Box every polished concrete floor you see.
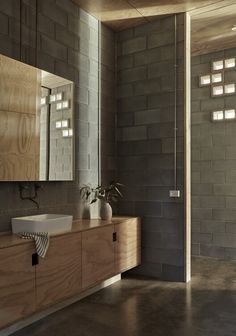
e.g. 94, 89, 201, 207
13, 257, 236, 336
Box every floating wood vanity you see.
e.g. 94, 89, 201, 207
0, 216, 141, 331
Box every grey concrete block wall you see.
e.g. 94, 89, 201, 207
117, 14, 186, 281
192, 47, 236, 260
0, 0, 116, 231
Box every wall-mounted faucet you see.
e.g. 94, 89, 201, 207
19, 183, 41, 208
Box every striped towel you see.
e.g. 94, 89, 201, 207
18, 232, 50, 258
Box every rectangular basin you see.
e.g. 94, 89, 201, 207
11, 214, 73, 235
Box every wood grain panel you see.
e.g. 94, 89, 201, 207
191, 3, 236, 55
0, 110, 39, 181
129, 0, 223, 17
36, 233, 82, 310
0, 243, 36, 330
0, 54, 40, 115
115, 218, 141, 273
82, 225, 115, 289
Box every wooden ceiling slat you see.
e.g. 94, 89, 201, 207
72, 0, 236, 55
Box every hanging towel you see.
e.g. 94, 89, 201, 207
18, 232, 50, 258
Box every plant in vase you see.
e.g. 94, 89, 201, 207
80, 181, 123, 220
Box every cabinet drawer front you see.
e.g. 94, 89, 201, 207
82, 226, 115, 289
115, 218, 141, 273
36, 233, 82, 309
0, 243, 35, 330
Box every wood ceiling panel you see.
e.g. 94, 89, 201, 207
73, 0, 144, 23
191, 3, 236, 55
73, 0, 236, 55
128, 0, 224, 17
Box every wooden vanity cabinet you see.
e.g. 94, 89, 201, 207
0, 243, 36, 330
115, 218, 141, 273
36, 233, 82, 309
82, 225, 115, 289
0, 217, 141, 331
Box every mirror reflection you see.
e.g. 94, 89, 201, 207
0, 54, 74, 181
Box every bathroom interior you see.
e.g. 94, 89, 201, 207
0, 0, 236, 335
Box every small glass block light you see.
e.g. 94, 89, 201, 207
56, 92, 63, 101
212, 85, 224, 96
200, 75, 211, 86
61, 119, 69, 128
41, 97, 47, 106
50, 94, 56, 103
225, 84, 236, 94
62, 129, 69, 137
56, 121, 62, 129
225, 109, 236, 120
62, 100, 69, 109
225, 58, 236, 69
56, 102, 63, 110
68, 129, 73, 137
212, 73, 222, 84
212, 111, 224, 121
212, 60, 224, 71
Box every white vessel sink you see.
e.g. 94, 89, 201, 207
11, 214, 73, 234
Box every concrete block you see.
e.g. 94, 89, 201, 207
213, 232, 236, 248
39, 0, 68, 27
117, 55, 133, 71
200, 244, 225, 259
201, 220, 225, 233
0, 12, 8, 35
80, 40, 98, 61
225, 222, 236, 233
118, 96, 147, 113
56, 0, 78, 16
41, 35, 67, 61
213, 209, 236, 221
117, 28, 133, 42
68, 49, 89, 72
162, 264, 184, 282
0, 0, 19, 18
68, 16, 89, 40
192, 220, 201, 232
132, 262, 162, 278
162, 203, 183, 219
118, 156, 147, 171
214, 184, 236, 196
119, 126, 147, 142
134, 78, 161, 96
148, 92, 175, 108
192, 244, 200, 255
134, 48, 162, 66
122, 36, 146, 55
56, 24, 79, 50
192, 208, 212, 220
148, 61, 174, 79
134, 109, 161, 125
192, 232, 212, 244
162, 137, 183, 154
134, 201, 162, 217
148, 31, 174, 49
117, 113, 133, 127
38, 13, 55, 38
117, 84, 133, 98
192, 183, 213, 196
224, 248, 236, 260
148, 122, 181, 139
192, 63, 211, 76
118, 66, 146, 83
192, 87, 211, 101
